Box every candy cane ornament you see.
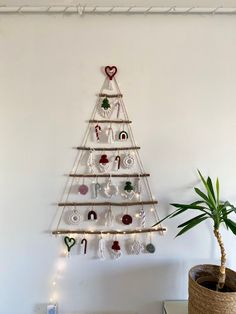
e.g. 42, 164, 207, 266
95, 124, 102, 142
81, 238, 88, 254
115, 102, 120, 119
114, 155, 121, 171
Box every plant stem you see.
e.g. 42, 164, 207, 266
214, 228, 226, 290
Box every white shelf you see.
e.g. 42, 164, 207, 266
163, 300, 188, 314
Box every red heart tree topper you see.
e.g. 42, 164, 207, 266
105, 66, 117, 80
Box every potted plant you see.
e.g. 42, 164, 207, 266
154, 170, 236, 314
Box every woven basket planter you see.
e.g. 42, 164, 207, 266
189, 264, 236, 314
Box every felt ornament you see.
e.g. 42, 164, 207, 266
67, 209, 81, 225
99, 154, 109, 172
122, 181, 135, 200
92, 182, 101, 199
88, 210, 97, 221
103, 178, 118, 198
64, 236, 76, 254
105, 66, 117, 80
106, 125, 114, 144
122, 214, 133, 225
118, 130, 128, 141
130, 239, 144, 255
87, 150, 95, 173
98, 236, 105, 260
105, 207, 114, 227
111, 240, 121, 259
146, 243, 155, 254
100, 97, 112, 118
78, 184, 89, 195
95, 124, 102, 142
122, 154, 135, 169
124, 181, 134, 193
81, 238, 88, 254
114, 155, 121, 171
115, 102, 121, 119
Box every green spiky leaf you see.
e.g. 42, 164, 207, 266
176, 217, 208, 237
224, 219, 236, 235
177, 213, 207, 228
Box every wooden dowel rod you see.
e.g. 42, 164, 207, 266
58, 201, 158, 207
99, 93, 123, 98
76, 146, 140, 151
52, 227, 166, 235
89, 119, 132, 124
69, 173, 150, 178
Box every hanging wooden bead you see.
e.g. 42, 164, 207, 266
88, 210, 97, 221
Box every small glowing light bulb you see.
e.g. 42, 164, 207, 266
150, 207, 154, 212
52, 281, 56, 286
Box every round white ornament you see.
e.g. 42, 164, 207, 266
122, 154, 135, 169
67, 209, 81, 225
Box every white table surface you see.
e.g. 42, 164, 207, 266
163, 300, 188, 314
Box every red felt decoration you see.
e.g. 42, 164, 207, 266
112, 240, 121, 251
99, 154, 109, 164
105, 66, 117, 80
122, 214, 133, 225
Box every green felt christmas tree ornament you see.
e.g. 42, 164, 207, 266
101, 97, 110, 110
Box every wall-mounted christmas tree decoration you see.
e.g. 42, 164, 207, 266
52, 66, 166, 259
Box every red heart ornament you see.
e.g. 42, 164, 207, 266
105, 66, 117, 80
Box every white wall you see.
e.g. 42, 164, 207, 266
1, 13, 236, 314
